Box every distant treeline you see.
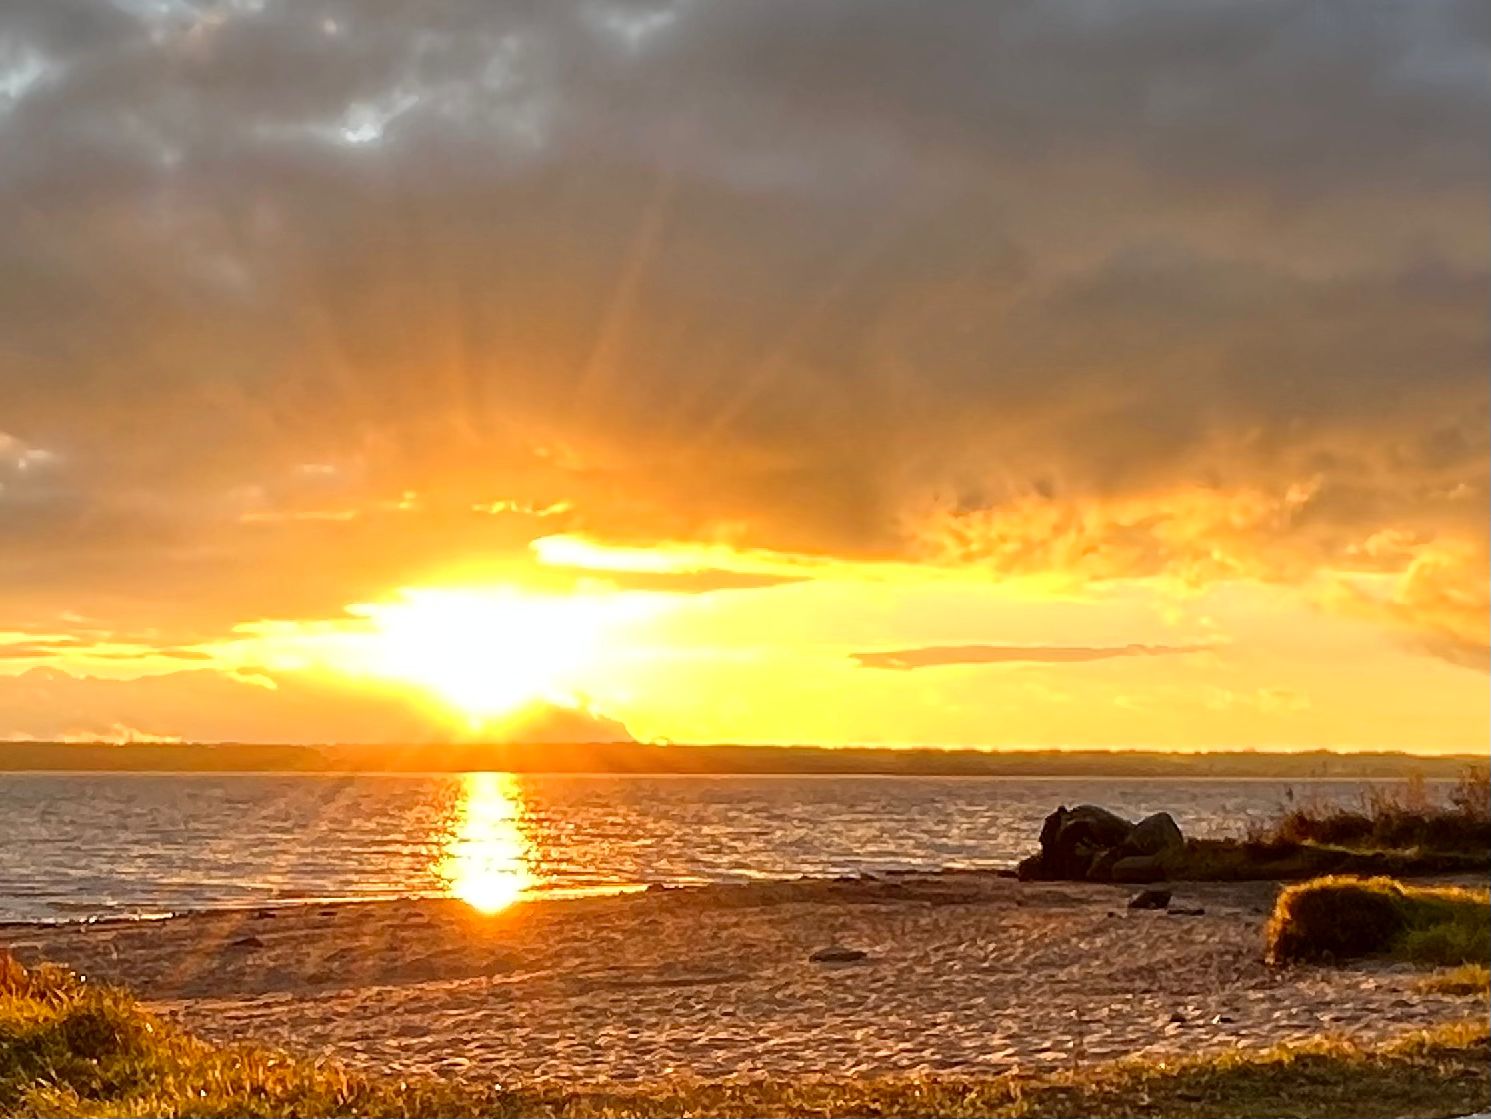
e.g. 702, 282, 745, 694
0, 741, 1481, 779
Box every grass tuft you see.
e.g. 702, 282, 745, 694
1266, 876, 1490, 966
0, 950, 515, 1118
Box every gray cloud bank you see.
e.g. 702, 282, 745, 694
0, 0, 1484, 662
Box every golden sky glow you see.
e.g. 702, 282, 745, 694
0, 3, 1485, 753
348, 587, 663, 724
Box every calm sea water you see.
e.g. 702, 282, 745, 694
0, 774, 1425, 923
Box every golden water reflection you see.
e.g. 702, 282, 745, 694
438, 772, 536, 913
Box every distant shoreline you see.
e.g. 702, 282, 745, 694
0, 741, 1481, 778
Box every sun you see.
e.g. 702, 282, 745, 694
351, 587, 633, 723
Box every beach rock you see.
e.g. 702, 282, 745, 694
1015, 853, 1050, 881
1123, 812, 1184, 857
1111, 856, 1167, 883
1087, 847, 1124, 881
1038, 805, 1134, 879
1019, 805, 1187, 882
809, 945, 868, 964
1127, 888, 1172, 910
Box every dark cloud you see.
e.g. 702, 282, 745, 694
0, 0, 1484, 658
496, 699, 634, 744
853, 643, 1213, 670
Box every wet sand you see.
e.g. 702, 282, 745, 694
2, 874, 1482, 1084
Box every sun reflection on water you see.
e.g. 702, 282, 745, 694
438, 772, 535, 913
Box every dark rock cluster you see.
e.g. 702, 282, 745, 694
1017, 805, 1185, 883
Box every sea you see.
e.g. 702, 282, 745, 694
0, 773, 1430, 923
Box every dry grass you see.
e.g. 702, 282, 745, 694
519, 1024, 1491, 1118
0, 952, 510, 1118
2, 950, 1488, 1118
1263, 766, 1491, 855
1266, 876, 1491, 966
1420, 963, 1491, 997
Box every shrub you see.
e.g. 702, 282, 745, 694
1266, 877, 1408, 962
1267, 876, 1491, 966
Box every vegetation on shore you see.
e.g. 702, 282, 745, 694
1266, 876, 1491, 966
1014, 764, 1491, 885
1154, 763, 1491, 883
1261, 766, 1491, 855
1168, 836, 1489, 881
3, 950, 1487, 1119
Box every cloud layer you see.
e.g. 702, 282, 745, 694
854, 644, 1213, 670
0, 1, 1485, 737
0, 667, 633, 744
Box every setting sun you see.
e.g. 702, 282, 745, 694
348, 587, 654, 724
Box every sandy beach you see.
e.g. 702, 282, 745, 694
2, 873, 1482, 1086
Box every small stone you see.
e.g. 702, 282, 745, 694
1169, 1011, 1186, 1024
809, 945, 868, 963
1128, 888, 1173, 910
1210, 1013, 1235, 1024
229, 935, 264, 949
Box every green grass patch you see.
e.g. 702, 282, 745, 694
3, 950, 1489, 1118
1266, 876, 1491, 966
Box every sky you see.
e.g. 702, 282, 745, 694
0, 0, 1486, 751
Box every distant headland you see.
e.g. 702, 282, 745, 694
0, 741, 1479, 779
